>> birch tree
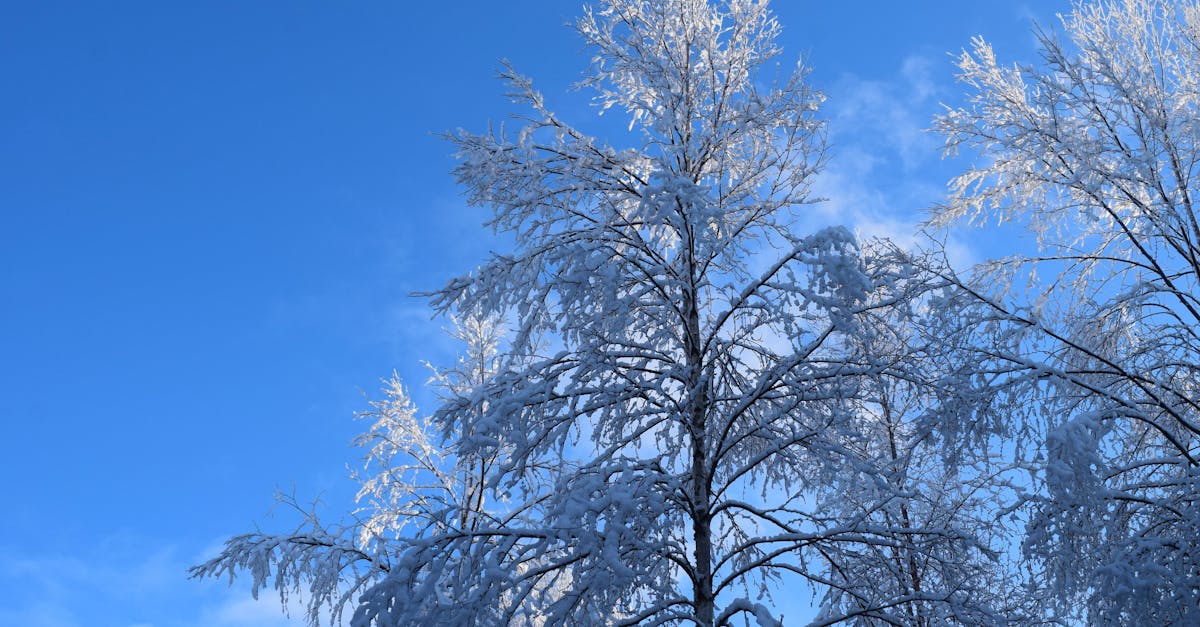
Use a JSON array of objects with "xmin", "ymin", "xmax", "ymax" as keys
[
  {"xmin": 351, "ymin": 1, "xmax": 1018, "ymax": 625},
  {"xmin": 809, "ymin": 250, "xmax": 1039, "ymax": 626},
  {"xmin": 192, "ymin": 1, "xmax": 1039, "ymax": 624},
  {"xmin": 934, "ymin": 0, "xmax": 1200, "ymax": 621},
  {"xmin": 190, "ymin": 316, "xmax": 509, "ymax": 625}
]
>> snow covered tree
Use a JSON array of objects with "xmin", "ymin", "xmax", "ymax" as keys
[
  {"xmin": 934, "ymin": 0, "xmax": 1200, "ymax": 621},
  {"xmin": 348, "ymin": 1, "xmax": 1022, "ymax": 625},
  {"xmin": 192, "ymin": 2, "xmax": 1045, "ymax": 625},
  {"xmin": 190, "ymin": 316, "xmax": 510, "ymax": 625},
  {"xmin": 808, "ymin": 246, "xmax": 1039, "ymax": 626}
]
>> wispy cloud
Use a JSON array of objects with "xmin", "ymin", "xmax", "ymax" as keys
[
  {"xmin": 829, "ymin": 54, "xmax": 943, "ymax": 172},
  {"xmin": 0, "ymin": 532, "xmax": 339, "ymax": 627},
  {"xmin": 190, "ymin": 594, "xmax": 316, "ymax": 627},
  {"xmin": 807, "ymin": 53, "xmax": 978, "ymax": 269}
]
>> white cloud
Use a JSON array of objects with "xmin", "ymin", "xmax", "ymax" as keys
[
  {"xmin": 801, "ymin": 53, "xmax": 980, "ymax": 271},
  {"xmin": 826, "ymin": 54, "xmax": 944, "ymax": 174},
  {"xmin": 0, "ymin": 532, "xmax": 347, "ymax": 627},
  {"xmin": 196, "ymin": 595, "xmax": 310, "ymax": 627},
  {"xmin": 0, "ymin": 602, "xmax": 79, "ymax": 627}
]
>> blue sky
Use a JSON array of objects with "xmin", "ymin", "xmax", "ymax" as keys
[{"xmin": 1, "ymin": 2, "xmax": 1070, "ymax": 625}]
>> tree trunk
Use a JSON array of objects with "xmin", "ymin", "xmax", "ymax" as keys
[
  {"xmin": 684, "ymin": 231, "xmax": 714, "ymax": 627},
  {"xmin": 692, "ymin": 426, "xmax": 714, "ymax": 627}
]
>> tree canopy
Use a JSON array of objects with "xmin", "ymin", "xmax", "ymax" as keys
[{"xmin": 193, "ymin": 0, "xmax": 1200, "ymax": 625}]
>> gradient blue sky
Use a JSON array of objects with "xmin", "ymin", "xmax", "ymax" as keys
[{"xmin": 2, "ymin": 2, "xmax": 1070, "ymax": 625}]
